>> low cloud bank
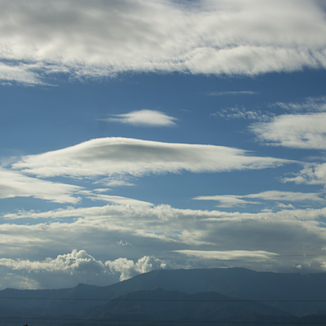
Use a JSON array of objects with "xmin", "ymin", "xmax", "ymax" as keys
[{"xmin": 0, "ymin": 250, "xmax": 168, "ymax": 289}]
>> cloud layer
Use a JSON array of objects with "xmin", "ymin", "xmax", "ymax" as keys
[
  {"xmin": 0, "ymin": 0, "xmax": 326, "ymax": 83},
  {"xmin": 2, "ymin": 200, "xmax": 326, "ymax": 288}
]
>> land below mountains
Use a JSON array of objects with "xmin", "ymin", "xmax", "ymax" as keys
[{"xmin": 1, "ymin": 268, "xmax": 326, "ymax": 326}]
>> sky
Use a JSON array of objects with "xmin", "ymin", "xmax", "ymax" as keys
[{"xmin": 1, "ymin": 0, "xmax": 326, "ymax": 290}]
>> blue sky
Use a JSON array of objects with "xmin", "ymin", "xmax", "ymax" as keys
[{"xmin": 1, "ymin": 0, "xmax": 326, "ymax": 289}]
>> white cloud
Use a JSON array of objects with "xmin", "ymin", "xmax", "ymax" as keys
[
  {"xmin": 284, "ymin": 163, "xmax": 326, "ymax": 186},
  {"xmin": 0, "ymin": 168, "xmax": 81, "ymax": 203},
  {"xmin": 0, "ymin": 62, "xmax": 45, "ymax": 85},
  {"xmin": 12, "ymin": 137, "xmax": 289, "ymax": 178},
  {"xmin": 106, "ymin": 110, "xmax": 176, "ymax": 127},
  {"xmin": 194, "ymin": 190, "xmax": 325, "ymax": 207},
  {"xmin": 106, "ymin": 256, "xmax": 166, "ymax": 281},
  {"xmin": 271, "ymin": 96, "xmax": 326, "ymax": 112},
  {"xmin": 0, "ymin": 0, "xmax": 326, "ymax": 83},
  {"xmin": 251, "ymin": 112, "xmax": 326, "ymax": 149},
  {"xmin": 194, "ymin": 194, "xmax": 256, "ymax": 208},
  {"xmin": 2, "ymin": 201, "xmax": 326, "ymax": 288},
  {"xmin": 201, "ymin": 191, "xmax": 325, "ymax": 208},
  {"xmin": 94, "ymin": 177, "xmax": 135, "ymax": 187},
  {"xmin": 0, "ymin": 249, "xmax": 105, "ymax": 273},
  {"xmin": 207, "ymin": 91, "xmax": 257, "ymax": 96},
  {"xmin": 214, "ymin": 106, "xmax": 273, "ymax": 121},
  {"xmin": 246, "ymin": 190, "xmax": 325, "ymax": 202},
  {"xmin": 86, "ymin": 194, "xmax": 154, "ymax": 207},
  {"xmin": 174, "ymin": 250, "xmax": 278, "ymax": 261},
  {"xmin": 0, "ymin": 250, "xmax": 167, "ymax": 288}
]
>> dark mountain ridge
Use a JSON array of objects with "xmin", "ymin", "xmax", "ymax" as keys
[
  {"xmin": 80, "ymin": 287, "xmax": 292, "ymax": 326},
  {"xmin": 1, "ymin": 267, "xmax": 326, "ymax": 321}
]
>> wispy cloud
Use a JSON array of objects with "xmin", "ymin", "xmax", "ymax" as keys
[
  {"xmin": 12, "ymin": 137, "xmax": 289, "ymax": 179},
  {"xmin": 250, "ymin": 112, "xmax": 326, "ymax": 149},
  {"xmin": 270, "ymin": 96, "xmax": 326, "ymax": 112},
  {"xmin": 283, "ymin": 163, "xmax": 326, "ymax": 186},
  {"xmin": 194, "ymin": 194, "xmax": 256, "ymax": 207},
  {"xmin": 0, "ymin": 0, "xmax": 326, "ymax": 83},
  {"xmin": 213, "ymin": 106, "xmax": 273, "ymax": 121},
  {"xmin": 174, "ymin": 250, "xmax": 278, "ymax": 261},
  {"xmin": 85, "ymin": 194, "xmax": 154, "ymax": 207},
  {"xmin": 207, "ymin": 91, "xmax": 257, "ymax": 96},
  {"xmin": 0, "ymin": 168, "xmax": 81, "ymax": 203},
  {"xmin": 194, "ymin": 190, "xmax": 325, "ymax": 207},
  {"xmin": 105, "ymin": 110, "xmax": 177, "ymax": 127}
]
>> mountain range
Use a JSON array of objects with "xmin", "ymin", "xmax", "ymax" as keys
[{"xmin": 1, "ymin": 267, "xmax": 326, "ymax": 325}]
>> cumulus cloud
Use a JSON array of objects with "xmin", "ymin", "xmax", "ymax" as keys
[
  {"xmin": 251, "ymin": 112, "xmax": 326, "ymax": 149},
  {"xmin": 106, "ymin": 256, "xmax": 166, "ymax": 281},
  {"xmin": 12, "ymin": 137, "xmax": 289, "ymax": 178},
  {"xmin": 0, "ymin": 249, "xmax": 105, "ymax": 273},
  {"xmin": 106, "ymin": 110, "xmax": 177, "ymax": 127},
  {"xmin": 194, "ymin": 190, "xmax": 325, "ymax": 207},
  {"xmin": 0, "ymin": 250, "xmax": 167, "ymax": 288},
  {"xmin": 0, "ymin": 168, "xmax": 81, "ymax": 203},
  {"xmin": 0, "ymin": 0, "xmax": 326, "ymax": 83}
]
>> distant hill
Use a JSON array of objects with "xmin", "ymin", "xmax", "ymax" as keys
[
  {"xmin": 83, "ymin": 287, "xmax": 289, "ymax": 323},
  {"xmin": 100, "ymin": 267, "xmax": 326, "ymax": 316},
  {"xmin": 1, "ymin": 267, "xmax": 326, "ymax": 323}
]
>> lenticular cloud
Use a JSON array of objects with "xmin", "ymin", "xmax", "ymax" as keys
[{"xmin": 12, "ymin": 137, "xmax": 288, "ymax": 178}]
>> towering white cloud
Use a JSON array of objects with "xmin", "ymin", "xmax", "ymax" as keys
[
  {"xmin": 0, "ymin": 0, "xmax": 326, "ymax": 83},
  {"xmin": 0, "ymin": 250, "xmax": 167, "ymax": 288},
  {"xmin": 106, "ymin": 256, "xmax": 166, "ymax": 281}
]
